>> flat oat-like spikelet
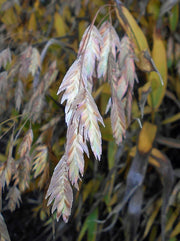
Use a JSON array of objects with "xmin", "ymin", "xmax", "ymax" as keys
[
  {"xmin": 119, "ymin": 36, "xmax": 137, "ymax": 87},
  {"xmin": 65, "ymin": 120, "xmax": 88, "ymax": 189},
  {"xmin": 15, "ymin": 80, "xmax": 24, "ymax": 112},
  {"xmin": 32, "ymin": 145, "xmax": 48, "ymax": 178},
  {"xmin": 19, "ymin": 129, "xmax": 33, "ymax": 158},
  {"xmin": 57, "ymin": 58, "xmax": 82, "ymax": 125},
  {"xmin": 111, "ymin": 97, "xmax": 126, "ymax": 144},
  {"xmin": 98, "ymin": 21, "xmax": 121, "ymax": 79},
  {"xmin": 0, "ymin": 48, "xmax": 11, "ymax": 68},
  {"xmin": 19, "ymin": 46, "xmax": 32, "ymax": 79},
  {"xmin": 5, "ymin": 186, "xmax": 21, "ymax": 212},
  {"xmin": 78, "ymin": 25, "xmax": 102, "ymax": 87},
  {"xmin": 73, "ymin": 90, "xmax": 104, "ymax": 160},
  {"xmin": 46, "ymin": 155, "xmax": 73, "ymax": 223},
  {"xmin": 107, "ymin": 35, "xmax": 137, "ymax": 144},
  {"xmin": 118, "ymin": 36, "xmax": 137, "ymax": 125},
  {"xmin": 29, "ymin": 48, "xmax": 41, "ymax": 77}
]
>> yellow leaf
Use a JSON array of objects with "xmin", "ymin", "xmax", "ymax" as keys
[
  {"xmin": 176, "ymin": 77, "xmax": 180, "ymax": 99},
  {"xmin": 28, "ymin": 13, "xmax": 37, "ymax": 31},
  {"xmin": 1, "ymin": 8, "xmax": 18, "ymax": 26},
  {"xmin": 143, "ymin": 199, "xmax": 161, "ymax": 238},
  {"xmin": 138, "ymin": 122, "xmax": 157, "ymax": 154},
  {"xmin": 34, "ymin": 0, "xmax": 39, "ymax": 10},
  {"xmin": 149, "ymin": 148, "xmax": 169, "ymax": 168},
  {"xmin": 170, "ymin": 220, "xmax": 180, "ymax": 238},
  {"xmin": 0, "ymin": 0, "xmax": 6, "ymax": 7},
  {"xmin": 115, "ymin": 2, "xmax": 153, "ymax": 72},
  {"xmin": 149, "ymin": 156, "xmax": 160, "ymax": 168},
  {"xmin": 148, "ymin": 30, "xmax": 167, "ymax": 108},
  {"xmin": 54, "ymin": 12, "xmax": 66, "ymax": 36},
  {"xmin": 162, "ymin": 112, "xmax": 180, "ymax": 125},
  {"xmin": 63, "ymin": 5, "xmax": 71, "ymax": 22},
  {"xmin": 147, "ymin": 0, "xmax": 160, "ymax": 21},
  {"xmin": 166, "ymin": 207, "xmax": 180, "ymax": 233}
]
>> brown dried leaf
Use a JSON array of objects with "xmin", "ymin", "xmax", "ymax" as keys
[
  {"xmin": 124, "ymin": 146, "xmax": 150, "ymax": 241},
  {"xmin": 149, "ymin": 148, "xmax": 174, "ymax": 241},
  {"xmin": 46, "ymin": 155, "xmax": 73, "ymax": 223}
]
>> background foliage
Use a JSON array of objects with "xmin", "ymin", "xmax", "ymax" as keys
[{"xmin": 0, "ymin": 0, "xmax": 180, "ymax": 240}]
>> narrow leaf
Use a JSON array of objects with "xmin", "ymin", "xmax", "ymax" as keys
[{"xmin": 148, "ymin": 29, "xmax": 167, "ymax": 108}]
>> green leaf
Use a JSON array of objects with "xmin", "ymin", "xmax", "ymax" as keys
[
  {"xmin": 169, "ymin": 4, "xmax": 179, "ymax": 32},
  {"xmin": 108, "ymin": 140, "xmax": 117, "ymax": 170},
  {"xmin": 148, "ymin": 30, "xmax": 167, "ymax": 108},
  {"xmin": 78, "ymin": 208, "xmax": 98, "ymax": 241}
]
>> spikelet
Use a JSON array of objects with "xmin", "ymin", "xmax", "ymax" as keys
[
  {"xmin": 78, "ymin": 25, "xmax": 102, "ymax": 87},
  {"xmin": 119, "ymin": 36, "xmax": 137, "ymax": 88},
  {"xmin": 98, "ymin": 21, "xmax": 121, "ymax": 79},
  {"xmin": 0, "ymin": 71, "xmax": 8, "ymax": 92},
  {"xmin": 111, "ymin": 97, "xmax": 126, "ymax": 144},
  {"xmin": 118, "ymin": 36, "xmax": 137, "ymax": 125},
  {"xmin": 33, "ymin": 145, "xmax": 48, "ymax": 178},
  {"xmin": 57, "ymin": 58, "xmax": 82, "ymax": 125},
  {"xmin": 19, "ymin": 129, "xmax": 33, "ymax": 158},
  {"xmin": 15, "ymin": 80, "xmax": 24, "ymax": 111},
  {"xmin": 5, "ymin": 186, "xmax": 21, "ymax": 212},
  {"xmin": 14, "ymin": 155, "xmax": 32, "ymax": 192},
  {"xmin": 23, "ymin": 61, "xmax": 58, "ymax": 121},
  {"xmin": 73, "ymin": 90, "xmax": 104, "ymax": 160},
  {"xmin": 0, "ymin": 48, "xmax": 11, "ymax": 68},
  {"xmin": 19, "ymin": 46, "xmax": 41, "ymax": 79},
  {"xmin": 46, "ymin": 155, "xmax": 73, "ymax": 223},
  {"xmin": 19, "ymin": 46, "xmax": 32, "ymax": 79},
  {"xmin": 29, "ymin": 48, "xmax": 41, "ymax": 77},
  {"xmin": 107, "ymin": 35, "xmax": 137, "ymax": 144},
  {"xmin": 65, "ymin": 120, "xmax": 88, "ymax": 189},
  {"xmin": 13, "ymin": 129, "xmax": 33, "ymax": 191}
]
